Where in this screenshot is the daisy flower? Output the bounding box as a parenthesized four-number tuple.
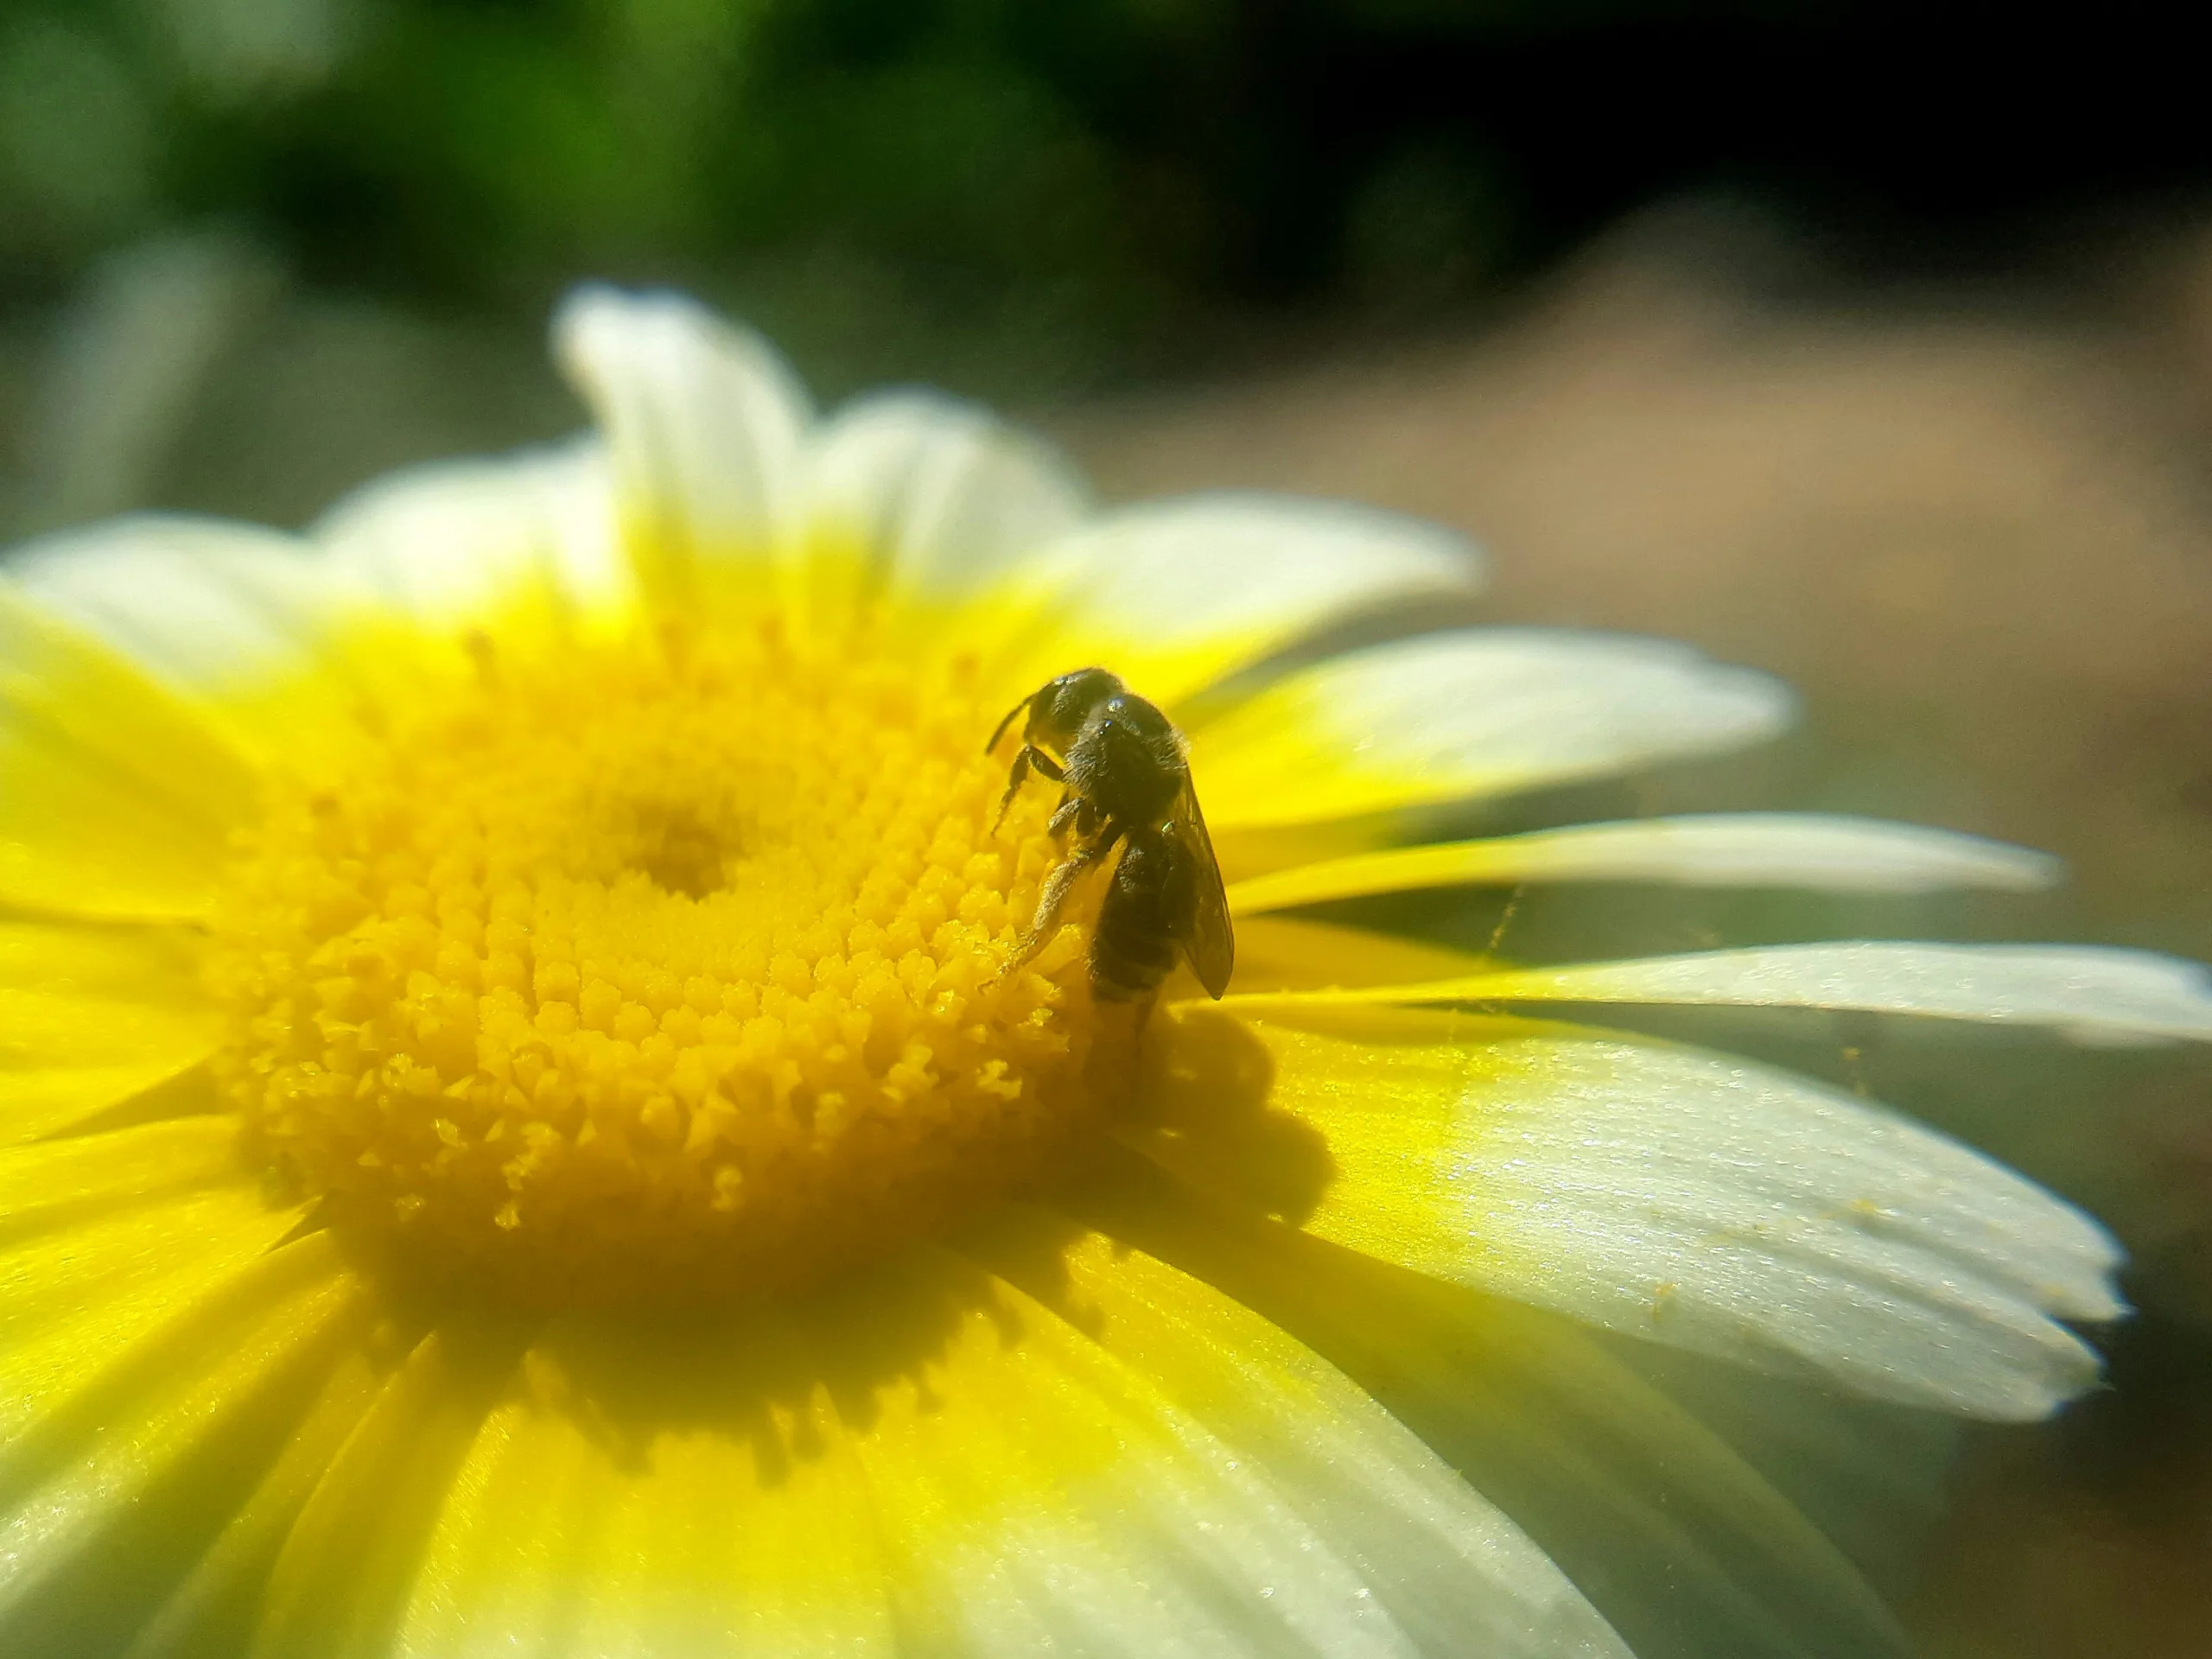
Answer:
(3, 285, 2208, 1659)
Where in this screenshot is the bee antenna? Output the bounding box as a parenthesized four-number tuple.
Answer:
(986, 694, 1033, 754)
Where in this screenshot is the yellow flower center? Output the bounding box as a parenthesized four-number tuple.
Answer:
(210, 619, 1113, 1303)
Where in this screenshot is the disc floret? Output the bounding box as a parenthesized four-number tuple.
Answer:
(210, 622, 1108, 1300)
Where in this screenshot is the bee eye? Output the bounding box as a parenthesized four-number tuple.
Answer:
(1049, 671, 1101, 728)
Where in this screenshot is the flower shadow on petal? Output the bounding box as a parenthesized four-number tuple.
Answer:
(513, 1252, 1027, 1480)
(218, 1223, 1097, 1657)
(1116, 1003, 1338, 1228)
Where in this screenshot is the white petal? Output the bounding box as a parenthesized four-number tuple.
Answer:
(0, 583, 255, 920)
(1192, 630, 1795, 832)
(841, 1248, 1436, 1659)
(1140, 1011, 2122, 1418)
(988, 493, 1483, 708)
(1229, 813, 2059, 912)
(802, 390, 1088, 604)
(551, 284, 811, 596)
(1073, 1160, 1912, 1659)
(7, 516, 365, 758)
(1350, 942, 2212, 1046)
(1440, 1034, 2126, 1415)
(969, 1215, 1630, 1659)
(312, 440, 630, 634)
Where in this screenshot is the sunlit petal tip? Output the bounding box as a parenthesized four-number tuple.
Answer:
(550, 283, 810, 427)
(1195, 629, 1796, 831)
(1226, 812, 2063, 913)
(802, 389, 1090, 598)
(308, 440, 627, 632)
(1103, 489, 1490, 600)
(997, 492, 1488, 708)
(4, 514, 337, 696)
(0, 580, 264, 919)
(1338, 942, 2212, 1046)
(1479, 812, 2063, 893)
(550, 283, 813, 570)
(1146, 1014, 2130, 1421)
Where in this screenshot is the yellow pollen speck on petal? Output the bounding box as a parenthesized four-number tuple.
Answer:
(209, 615, 1112, 1302)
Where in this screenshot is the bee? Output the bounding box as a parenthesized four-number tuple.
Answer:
(988, 667, 1234, 1002)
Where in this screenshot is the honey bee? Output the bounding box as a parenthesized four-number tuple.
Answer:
(988, 668, 1233, 1001)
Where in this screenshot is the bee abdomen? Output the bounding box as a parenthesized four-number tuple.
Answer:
(1089, 834, 1194, 1001)
(1089, 925, 1179, 1001)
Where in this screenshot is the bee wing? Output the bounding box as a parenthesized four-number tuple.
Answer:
(1171, 778, 1236, 998)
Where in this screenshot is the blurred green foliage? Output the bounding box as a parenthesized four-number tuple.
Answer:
(2, 0, 2195, 393)
(0, 0, 1545, 390)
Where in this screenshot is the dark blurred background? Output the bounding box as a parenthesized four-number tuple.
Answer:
(5, 0, 2209, 398)
(4, 3, 2211, 1653)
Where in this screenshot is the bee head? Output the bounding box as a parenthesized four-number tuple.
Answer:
(1030, 666, 1124, 747)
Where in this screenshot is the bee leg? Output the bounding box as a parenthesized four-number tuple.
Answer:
(1047, 793, 1111, 845)
(992, 747, 1066, 832)
(1046, 792, 1085, 840)
(991, 749, 1033, 830)
(999, 826, 1121, 982)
